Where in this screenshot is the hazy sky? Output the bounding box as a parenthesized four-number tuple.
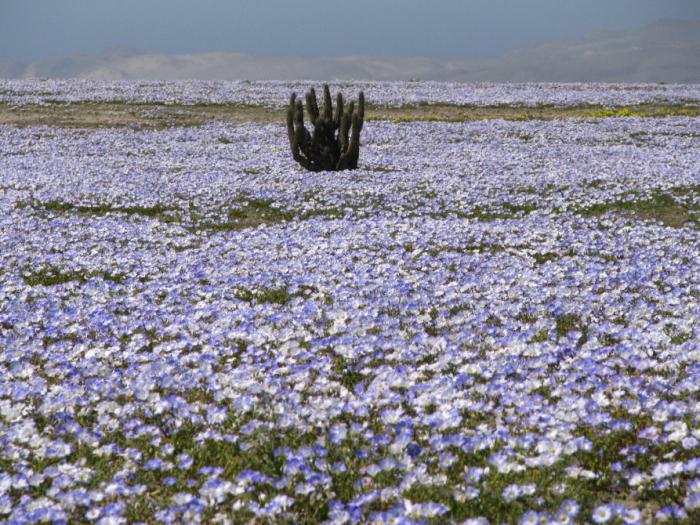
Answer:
(2, 0, 699, 63)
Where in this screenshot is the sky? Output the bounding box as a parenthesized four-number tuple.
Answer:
(1, 0, 700, 63)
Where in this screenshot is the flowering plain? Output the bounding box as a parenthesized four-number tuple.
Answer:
(1, 81, 700, 524)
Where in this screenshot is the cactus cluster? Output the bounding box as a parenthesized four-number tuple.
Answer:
(286, 84, 365, 171)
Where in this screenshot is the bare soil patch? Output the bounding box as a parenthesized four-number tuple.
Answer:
(624, 205, 691, 228)
(0, 102, 282, 129)
(0, 101, 698, 129)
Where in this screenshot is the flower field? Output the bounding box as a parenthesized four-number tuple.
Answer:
(1, 81, 700, 524)
(2, 79, 700, 107)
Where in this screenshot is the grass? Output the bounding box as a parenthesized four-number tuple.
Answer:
(502, 202, 539, 215)
(194, 198, 293, 232)
(22, 267, 127, 286)
(423, 200, 541, 223)
(578, 192, 693, 228)
(234, 283, 316, 305)
(531, 252, 559, 265)
(585, 108, 646, 118)
(39, 199, 175, 219)
(194, 199, 343, 233)
(32, 197, 344, 233)
(363, 164, 398, 173)
(585, 107, 700, 119)
(555, 312, 587, 343)
(235, 285, 294, 305)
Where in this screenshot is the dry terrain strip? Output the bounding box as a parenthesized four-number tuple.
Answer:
(0, 101, 698, 128)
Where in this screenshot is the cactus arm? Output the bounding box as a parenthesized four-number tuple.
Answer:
(346, 113, 362, 169)
(335, 112, 350, 170)
(294, 100, 307, 148)
(336, 100, 355, 169)
(286, 93, 297, 149)
(357, 91, 365, 133)
(291, 99, 311, 169)
(345, 91, 365, 168)
(345, 100, 355, 142)
(333, 92, 343, 130)
(306, 88, 319, 125)
(322, 84, 333, 122)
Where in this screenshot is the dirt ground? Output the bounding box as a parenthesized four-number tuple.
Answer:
(0, 101, 698, 129)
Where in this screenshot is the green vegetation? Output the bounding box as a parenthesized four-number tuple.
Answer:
(531, 252, 559, 265)
(555, 313, 586, 338)
(235, 286, 294, 305)
(585, 107, 700, 118)
(234, 283, 317, 305)
(330, 354, 364, 391)
(585, 108, 645, 118)
(578, 192, 694, 228)
(31, 197, 344, 234)
(22, 267, 126, 286)
(195, 199, 344, 233)
(39, 200, 174, 219)
(194, 198, 294, 232)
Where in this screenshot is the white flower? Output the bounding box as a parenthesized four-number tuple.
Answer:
(688, 478, 700, 494)
(172, 492, 195, 505)
(518, 511, 539, 525)
(461, 518, 489, 525)
(628, 472, 648, 487)
(622, 508, 642, 524)
(592, 505, 612, 523)
(685, 493, 700, 510)
(682, 436, 698, 449)
(665, 420, 688, 442)
(502, 484, 521, 502)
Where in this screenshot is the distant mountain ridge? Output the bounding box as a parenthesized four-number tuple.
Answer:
(1, 19, 699, 82)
